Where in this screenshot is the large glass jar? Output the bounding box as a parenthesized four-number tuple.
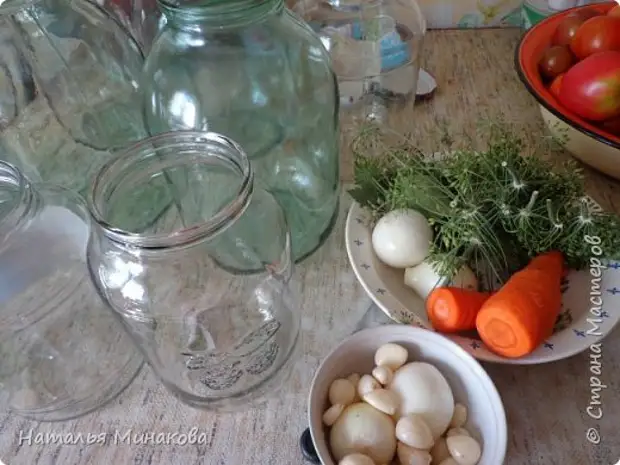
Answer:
(142, 0, 340, 262)
(0, 161, 143, 421)
(0, 0, 146, 197)
(86, 131, 300, 411)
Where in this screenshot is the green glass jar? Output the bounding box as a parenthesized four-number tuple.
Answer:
(142, 0, 340, 262)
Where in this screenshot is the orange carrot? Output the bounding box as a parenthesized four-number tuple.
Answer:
(475, 251, 564, 358)
(426, 287, 492, 333)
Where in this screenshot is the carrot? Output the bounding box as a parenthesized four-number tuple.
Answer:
(426, 287, 492, 333)
(475, 251, 564, 358)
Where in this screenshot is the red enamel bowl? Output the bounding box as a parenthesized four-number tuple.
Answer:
(515, 2, 620, 180)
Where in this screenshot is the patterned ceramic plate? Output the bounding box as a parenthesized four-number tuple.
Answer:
(345, 201, 620, 364)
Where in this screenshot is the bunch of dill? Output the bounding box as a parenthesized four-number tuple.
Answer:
(349, 120, 620, 286)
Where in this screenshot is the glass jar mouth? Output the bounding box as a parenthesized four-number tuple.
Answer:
(88, 131, 253, 249)
(156, 0, 283, 26)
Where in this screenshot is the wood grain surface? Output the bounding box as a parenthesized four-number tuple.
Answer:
(2, 28, 620, 465)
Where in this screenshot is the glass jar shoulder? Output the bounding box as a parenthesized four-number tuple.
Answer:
(143, 11, 335, 87)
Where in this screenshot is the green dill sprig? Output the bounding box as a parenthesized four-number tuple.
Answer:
(349, 119, 620, 285)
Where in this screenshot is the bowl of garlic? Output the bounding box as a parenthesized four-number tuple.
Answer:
(306, 325, 507, 465)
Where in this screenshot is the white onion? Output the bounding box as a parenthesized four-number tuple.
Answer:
(388, 362, 455, 439)
(371, 209, 433, 269)
(330, 403, 397, 464)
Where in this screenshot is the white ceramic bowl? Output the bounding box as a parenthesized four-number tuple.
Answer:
(308, 325, 507, 465)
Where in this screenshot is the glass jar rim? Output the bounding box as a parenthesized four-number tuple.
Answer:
(87, 131, 253, 249)
(156, 0, 283, 25)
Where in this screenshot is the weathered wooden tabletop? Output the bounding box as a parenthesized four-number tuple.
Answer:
(2, 27, 620, 465)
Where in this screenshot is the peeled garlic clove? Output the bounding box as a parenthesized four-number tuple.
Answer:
(395, 414, 434, 449)
(446, 436, 481, 465)
(374, 343, 408, 370)
(347, 372, 361, 386)
(438, 459, 459, 465)
(372, 365, 393, 386)
(397, 442, 432, 465)
(430, 437, 451, 463)
(446, 427, 470, 438)
(358, 374, 381, 398)
(323, 403, 345, 426)
(363, 388, 399, 415)
(449, 403, 468, 428)
(338, 453, 376, 465)
(329, 378, 356, 406)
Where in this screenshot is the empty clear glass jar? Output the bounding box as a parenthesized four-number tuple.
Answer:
(142, 0, 340, 263)
(0, 0, 146, 197)
(86, 131, 300, 411)
(0, 161, 143, 421)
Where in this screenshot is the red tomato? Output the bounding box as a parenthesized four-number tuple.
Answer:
(549, 74, 564, 99)
(559, 51, 620, 121)
(570, 16, 620, 60)
(539, 46, 573, 80)
(553, 13, 589, 46)
(608, 6, 620, 18)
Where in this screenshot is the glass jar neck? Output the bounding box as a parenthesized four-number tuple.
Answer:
(157, 0, 284, 29)
(88, 131, 254, 250)
(0, 162, 38, 248)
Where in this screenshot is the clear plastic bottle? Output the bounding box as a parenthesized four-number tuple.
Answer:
(0, 162, 143, 421)
(292, 0, 426, 128)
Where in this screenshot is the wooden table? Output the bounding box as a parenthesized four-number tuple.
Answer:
(2, 28, 620, 465)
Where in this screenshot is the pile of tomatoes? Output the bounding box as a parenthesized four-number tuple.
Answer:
(538, 4, 620, 136)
